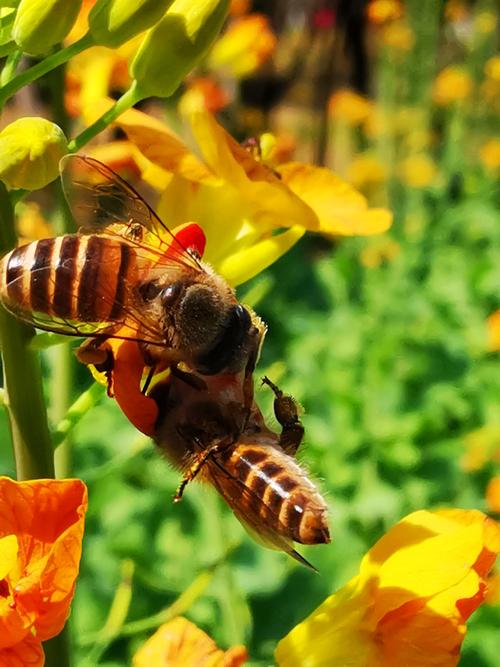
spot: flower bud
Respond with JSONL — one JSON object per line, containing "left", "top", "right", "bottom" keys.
{"left": 131, "top": 0, "right": 229, "bottom": 99}
{"left": 0, "top": 118, "right": 68, "bottom": 190}
{"left": 13, "top": 0, "right": 83, "bottom": 55}
{"left": 88, "top": 0, "right": 173, "bottom": 49}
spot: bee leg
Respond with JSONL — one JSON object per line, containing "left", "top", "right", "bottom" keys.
{"left": 173, "top": 436, "right": 231, "bottom": 503}
{"left": 262, "top": 376, "right": 304, "bottom": 455}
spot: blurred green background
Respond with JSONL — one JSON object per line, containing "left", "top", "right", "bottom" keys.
{"left": 1, "top": 0, "right": 499, "bottom": 665}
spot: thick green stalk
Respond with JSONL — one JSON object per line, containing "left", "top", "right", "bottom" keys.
{"left": 0, "top": 34, "right": 94, "bottom": 109}
{"left": 0, "top": 183, "right": 54, "bottom": 479}
{"left": 68, "top": 84, "right": 141, "bottom": 152}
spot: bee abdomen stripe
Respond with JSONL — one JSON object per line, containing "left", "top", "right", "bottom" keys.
{"left": 6, "top": 244, "right": 30, "bottom": 305}
{"left": 109, "top": 242, "right": 130, "bottom": 319}
{"left": 264, "top": 474, "right": 298, "bottom": 527}
{"left": 53, "top": 236, "right": 79, "bottom": 318}
{"left": 282, "top": 491, "right": 307, "bottom": 541}
{"left": 78, "top": 236, "right": 103, "bottom": 320}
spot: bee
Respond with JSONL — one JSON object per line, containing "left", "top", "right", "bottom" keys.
{"left": 0, "top": 156, "right": 265, "bottom": 407}
{"left": 152, "top": 369, "right": 330, "bottom": 570}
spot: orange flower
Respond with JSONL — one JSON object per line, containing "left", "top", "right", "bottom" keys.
{"left": 382, "top": 21, "right": 414, "bottom": 51}
{"left": 276, "top": 509, "right": 500, "bottom": 667}
{"left": 133, "top": 616, "right": 247, "bottom": 666}
{"left": 180, "top": 76, "right": 230, "bottom": 114}
{"left": 328, "top": 89, "right": 373, "bottom": 126}
{"left": 486, "top": 476, "right": 500, "bottom": 513}
{"left": 0, "top": 477, "right": 87, "bottom": 666}
{"left": 366, "top": 0, "right": 403, "bottom": 24}
{"left": 432, "top": 66, "right": 473, "bottom": 106}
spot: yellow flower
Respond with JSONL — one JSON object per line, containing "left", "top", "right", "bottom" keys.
{"left": 275, "top": 509, "right": 500, "bottom": 667}
{"left": 432, "top": 66, "right": 473, "bottom": 106}
{"left": 485, "top": 56, "right": 500, "bottom": 83}
{"left": 382, "top": 21, "right": 414, "bottom": 51}
{"left": 461, "top": 424, "right": 500, "bottom": 472}
{"left": 480, "top": 138, "right": 500, "bottom": 174}
{"left": 179, "top": 76, "right": 229, "bottom": 115}
{"left": 208, "top": 13, "right": 277, "bottom": 78}
{"left": 487, "top": 308, "right": 500, "bottom": 350}
{"left": 474, "top": 11, "right": 497, "bottom": 35}
{"left": 133, "top": 616, "right": 247, "bottom": 666}
{"left": 328, "top": 89, "right": 373, "bottom": 126}
{"left": 347, "top": 153, "right": 387, "bottom": 190}
{"left": 90, "top": 101, "right": 391, "bottom": 285}
{"left": 397, "top": 154, "right": 438, "bottom": 189}
{"left": 366, "top": 0, "right": 403, "bottom": 25}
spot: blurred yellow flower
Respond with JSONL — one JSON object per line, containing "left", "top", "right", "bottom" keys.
{"left": 433, "top": 66, "right": 473, "bottom": 106}
{"left": 474, "top": 11, "right": 497, "bottom": 35}
{"left": 360, "top": 239, "right": 400, "bottom": 269}
{"left": 276, "top": 509, "right": 500, "bottom": 667}
{"left": 480, "top": 138, "right": 500, "bottom": 174}
{"left": 487, "top": 309, "right": 500, "bottom": 350}
{"left": 133, "top": 616, "right": 247, "bottom": 666}
{"left": 461, "top": 424, "right": 500, "bottom": 472}
{"left": 485, "top": 571, "right": 500, "bottom": 605}
{"left": 328, "top": 89, "right": 373, "bottom": 127}
{"left": 208, "top": 14, "right": 277, "bottom": 78}
{"left": 347, "top": 152, "right": 387, "bottom": 190}
{"left": 16, "top": 202, "right": 53, "bottom": 243}
{"left": 397, "top": 154, "right": 438, "bottom": 189}
{"left": 485, "top": 56, "right": 500, "bottom": 83}
{"left": 366, "top": 0, "right": 403, "bottom": 25}
{"left": 382, "top": 21, "right": 414, "bottom": 51}
{"left": 486, "top": 476, "right": 500, "bottom": 513}
{"left": 91, "top": 101, "right": 391, "bottom": 285}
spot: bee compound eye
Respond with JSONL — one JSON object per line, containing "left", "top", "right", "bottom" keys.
{"left": 160, "top": 282, "right": 182, "bottom": 307}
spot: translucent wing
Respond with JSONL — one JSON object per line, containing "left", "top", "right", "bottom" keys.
{"left": 206, "top": 456, "right": 317, "bottom": 570}
{"left": 60, "top": 154, "right": 205, "bottom": 272}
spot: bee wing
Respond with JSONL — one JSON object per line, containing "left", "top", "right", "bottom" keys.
{"left": 60, "top": 155, "right": 205, "bottom": 271}
{"left": 206, "top": 457, "right": 317, "bottom": 571}
{"left": 1, "top": 240, "right": 178, "bottom": 346}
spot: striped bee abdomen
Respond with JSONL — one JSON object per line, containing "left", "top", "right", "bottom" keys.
{"left": 0, "top": 235, "right": 136, "bottom": 323}
{"left": 217, "top": 444, "right": 330, "bottom": 546}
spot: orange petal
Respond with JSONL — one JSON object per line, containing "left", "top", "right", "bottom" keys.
{"left": 0, "top": 477, "right": 87, "bottom": 642}
{"left": 278, "top": 162, "right": 393, "bottom": 236}
{"left": 0, "top": 635, "right": 44, "bottom": 667}
{"left": 133, "top": 616, "right": 247, "bottom": 667}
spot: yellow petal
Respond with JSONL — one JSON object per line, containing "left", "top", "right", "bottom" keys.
{"left": 275, "top": 577, "right": 376, "bottom": 667}
{"left": 0, "top": 535, "right": 18, "bottom": 580}
{"left": 278, "top": 162, "right": 392, "bottom": 236}
{"left": 217, "top": 225, "right": 305, "bottom": 286}
{"left": 189, "top": 111, "right": 319, "bottom": 230}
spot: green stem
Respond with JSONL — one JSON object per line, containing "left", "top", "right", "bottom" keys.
{"left": 43, "top": 631, "right": 71, "bottom": 667}
{"left": 0, "top": 183, "right": 54, "bottom": 479}
{"left": 68, "top": 83, "right": 142, "bottom": 153}
{"left": 0, "top": 48, "right": 23, "bottom": 87}
{"left": 0, "top": 34, "right": 94, "bottom": 109}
